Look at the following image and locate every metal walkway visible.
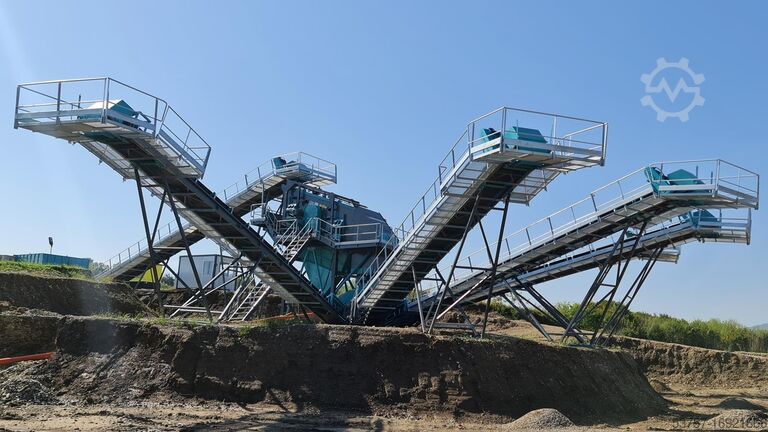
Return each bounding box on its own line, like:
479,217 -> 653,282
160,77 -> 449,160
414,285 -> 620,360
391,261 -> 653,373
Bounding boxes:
392,160 -> 759,324
395,208 -> 752,324
456,209 -> 752,306
14,77 -> 345,323
99,152 -> 336,281
353,108 -> 608,323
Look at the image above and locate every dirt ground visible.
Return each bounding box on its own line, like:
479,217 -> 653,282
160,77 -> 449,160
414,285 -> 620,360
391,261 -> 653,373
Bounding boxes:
0,273 -> 766,431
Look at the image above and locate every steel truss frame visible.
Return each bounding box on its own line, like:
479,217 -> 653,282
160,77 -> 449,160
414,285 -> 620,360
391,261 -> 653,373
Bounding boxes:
166,254 -> 260,320
131,166 -> 214,321
500,222 -> 664,346
418,191 -> 513,336
422,214 -> 666,346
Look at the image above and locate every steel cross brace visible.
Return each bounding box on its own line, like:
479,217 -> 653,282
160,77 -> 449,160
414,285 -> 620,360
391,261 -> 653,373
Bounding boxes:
562,221 -> 649,343
169,253 -> 247,318
425,193 -> 484,334
591,247 -> 662,347
130,167 -> 213,321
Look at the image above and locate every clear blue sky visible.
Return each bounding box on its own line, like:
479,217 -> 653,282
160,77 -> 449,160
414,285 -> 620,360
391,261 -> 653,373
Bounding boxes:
1,1 -> 765,325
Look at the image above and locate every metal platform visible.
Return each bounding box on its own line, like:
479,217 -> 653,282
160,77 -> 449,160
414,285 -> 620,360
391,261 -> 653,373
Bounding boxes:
353,108 -> 608,322
459,209 -> 752,304
407,160 -> 758,308
444,209 -> 752,303
15,77 -> 346,324
99,152 -> 336,280
389,208 -> 751,327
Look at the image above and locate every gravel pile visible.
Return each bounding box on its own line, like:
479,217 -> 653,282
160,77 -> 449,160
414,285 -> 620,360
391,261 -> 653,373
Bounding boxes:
717,397 -> 766,411
504,408 -> 575,430
0,377 -> 58,406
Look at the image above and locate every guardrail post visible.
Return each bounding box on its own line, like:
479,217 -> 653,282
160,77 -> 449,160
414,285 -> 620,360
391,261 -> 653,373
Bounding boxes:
55,82 -> 62,124
601,123 -> 608,166
13,86 -> 20,129
712,161 -> 719,197
102,79 -> 109,123
500,109 -> 507,154
153,99 -> 159,136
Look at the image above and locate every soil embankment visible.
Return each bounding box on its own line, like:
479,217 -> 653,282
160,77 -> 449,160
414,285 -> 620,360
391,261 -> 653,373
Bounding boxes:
11,316 -> 665,423
0,272 -> 150,316
615,336 -> 768,389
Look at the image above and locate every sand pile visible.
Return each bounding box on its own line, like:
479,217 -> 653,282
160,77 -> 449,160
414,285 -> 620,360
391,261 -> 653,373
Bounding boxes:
504,408 -> 574,430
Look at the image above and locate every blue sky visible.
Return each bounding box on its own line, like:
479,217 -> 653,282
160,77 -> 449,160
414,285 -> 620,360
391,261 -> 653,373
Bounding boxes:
0,1 -> 765,325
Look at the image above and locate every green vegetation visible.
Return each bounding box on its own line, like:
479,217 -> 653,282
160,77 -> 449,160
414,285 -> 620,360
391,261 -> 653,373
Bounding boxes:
0,260 -> 93,279
487,300 -> 768,353
619,312 -> 768,353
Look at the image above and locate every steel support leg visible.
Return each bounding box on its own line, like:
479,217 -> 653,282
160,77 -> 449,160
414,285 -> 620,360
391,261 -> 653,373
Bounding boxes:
481,193 -> 511,338
563,221 -> 648,344
163,179 -> 212,321
592,248 -> 662,346
426,194 -> 483,334
133,168 -> 164,310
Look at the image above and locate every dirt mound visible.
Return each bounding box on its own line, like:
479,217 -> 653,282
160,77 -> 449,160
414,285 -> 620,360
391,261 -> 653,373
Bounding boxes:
14,316 -> 665,422
717,397 -> 766,411
706,409 -> 768,430
614,337 -> 768,389
0,377 -> 58,406
0,311 -> 61,357
504,408 -> 574,430
0,272 -> 150,316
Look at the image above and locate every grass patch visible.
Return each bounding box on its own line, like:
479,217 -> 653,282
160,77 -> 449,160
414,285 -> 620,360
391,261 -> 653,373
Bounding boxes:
555,301 -> 768,353
0,261 -> 93,279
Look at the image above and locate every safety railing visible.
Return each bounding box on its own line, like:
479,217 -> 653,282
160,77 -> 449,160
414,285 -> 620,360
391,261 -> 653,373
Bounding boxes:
15,77 -> 211,175
100,153 -> 336,276
100,220 -> 181,274
352,107 -> 608,306
418,207 -> 752,300
428,160 -> 758,290
418,160 -> 756,300
259,212 -> 387,248
307,218 -> 386,246
466,107 -> 607,163
420,166 -> 654,289
648,159 -> 759,208
221,152 -> 337,201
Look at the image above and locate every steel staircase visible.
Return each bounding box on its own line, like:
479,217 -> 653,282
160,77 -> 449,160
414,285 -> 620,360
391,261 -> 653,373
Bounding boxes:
98,152 -> 336,281
222,219 -> 313,321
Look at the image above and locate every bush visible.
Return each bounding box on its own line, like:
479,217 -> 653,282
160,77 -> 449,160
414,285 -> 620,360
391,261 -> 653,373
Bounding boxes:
551,301 -> 768,353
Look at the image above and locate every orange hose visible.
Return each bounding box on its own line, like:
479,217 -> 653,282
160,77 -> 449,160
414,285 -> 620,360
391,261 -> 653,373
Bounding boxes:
0,352 -> 54,365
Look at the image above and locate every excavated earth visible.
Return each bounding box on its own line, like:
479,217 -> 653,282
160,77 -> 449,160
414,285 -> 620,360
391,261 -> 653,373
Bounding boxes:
0,272 -> 767,431
1,314 -> 666,423
0,272 -> 151,317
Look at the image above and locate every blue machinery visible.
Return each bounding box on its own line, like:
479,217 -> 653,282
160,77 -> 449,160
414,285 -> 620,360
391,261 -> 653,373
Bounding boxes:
14,77 -> 760,345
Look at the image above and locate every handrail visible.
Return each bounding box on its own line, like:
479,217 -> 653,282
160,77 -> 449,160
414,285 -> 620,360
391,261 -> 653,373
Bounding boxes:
353,107 -> 608,306
419,160 -> 758,296
418,208 -> 752,300
99,153 -> 337,275
15,77 -> 211,175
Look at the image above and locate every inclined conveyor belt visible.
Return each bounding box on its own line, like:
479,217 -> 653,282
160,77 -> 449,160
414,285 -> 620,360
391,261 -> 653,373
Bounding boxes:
99,152 -> 336,281
354,108 -> 608,323
14,77 -> 345,323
